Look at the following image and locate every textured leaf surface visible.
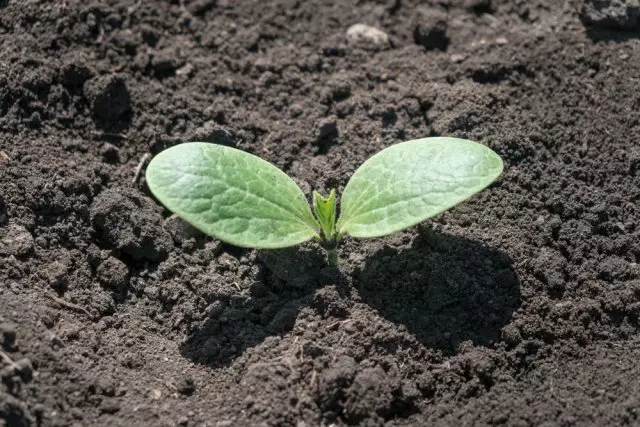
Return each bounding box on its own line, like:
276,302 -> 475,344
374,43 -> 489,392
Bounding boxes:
337,137 -> 503,238
146,143 -> 320,248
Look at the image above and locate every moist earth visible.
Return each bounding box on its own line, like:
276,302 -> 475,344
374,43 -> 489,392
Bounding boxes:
2,0 -> 640,426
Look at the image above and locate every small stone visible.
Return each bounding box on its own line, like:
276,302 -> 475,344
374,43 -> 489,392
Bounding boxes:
450,53 -> 467,63
83,74 -> 131,121
177,415 -> 189,426
0,151 -> 10,166
97,257 -> 129,292
0,223 -> 34,256
413,7 -> 449,51
346,24 -> 390,47
176,63 -> 194,76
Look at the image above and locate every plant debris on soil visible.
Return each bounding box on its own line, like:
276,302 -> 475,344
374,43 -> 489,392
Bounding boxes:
2,0 -> 640,426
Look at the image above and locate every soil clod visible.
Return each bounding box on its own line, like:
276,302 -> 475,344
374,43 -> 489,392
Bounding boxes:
90,187 -> 173,261
413,7 -> 450,51
83,74 -> 132,121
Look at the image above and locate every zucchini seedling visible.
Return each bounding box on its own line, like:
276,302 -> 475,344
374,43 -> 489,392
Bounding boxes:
145,137 -> 503,267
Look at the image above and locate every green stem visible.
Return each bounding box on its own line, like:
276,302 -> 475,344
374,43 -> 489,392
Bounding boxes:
326,247 -> 339,268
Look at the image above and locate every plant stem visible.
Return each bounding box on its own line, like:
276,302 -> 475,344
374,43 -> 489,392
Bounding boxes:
327,248 -> 339,268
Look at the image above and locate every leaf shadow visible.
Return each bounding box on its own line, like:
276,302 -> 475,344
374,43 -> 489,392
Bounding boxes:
179,244 -> 351,368
356,228 -> 521,352
179,229 -> 520,368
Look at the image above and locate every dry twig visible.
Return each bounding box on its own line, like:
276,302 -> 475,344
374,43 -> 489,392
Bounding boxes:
44,291 -> 94,319
0,349 -> 17,367
132,153 -> 151,185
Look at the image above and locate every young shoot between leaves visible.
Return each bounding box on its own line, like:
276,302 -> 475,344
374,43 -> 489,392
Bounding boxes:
145,137 -> 503,267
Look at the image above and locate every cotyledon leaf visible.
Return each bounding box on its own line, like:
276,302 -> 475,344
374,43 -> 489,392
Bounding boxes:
146,142 -> 321,249
336,137 -> 503,238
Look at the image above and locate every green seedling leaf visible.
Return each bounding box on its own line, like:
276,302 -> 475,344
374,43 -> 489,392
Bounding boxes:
336,137 -> 503,238
145,142 -> 320,248
146,137 -> 503,267
312,189 -> 336,242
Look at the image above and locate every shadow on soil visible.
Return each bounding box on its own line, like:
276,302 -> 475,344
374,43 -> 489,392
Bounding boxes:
180,229 -> 520,367
357,228 -> 521,352
179,244 -> 335,368
585,27 -> 640,43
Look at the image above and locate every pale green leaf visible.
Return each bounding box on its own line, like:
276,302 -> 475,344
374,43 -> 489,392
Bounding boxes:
312,189 -> 336,240
336,137 -> 503,238
146,142 -> 320,248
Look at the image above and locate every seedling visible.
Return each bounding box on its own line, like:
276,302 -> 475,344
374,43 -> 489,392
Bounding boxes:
145,137 -> 503,267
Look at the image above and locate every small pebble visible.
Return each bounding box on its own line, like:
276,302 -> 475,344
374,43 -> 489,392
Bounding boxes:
0,223 -> 34,256
450,53 -> 466,63
346,23 -> 389,47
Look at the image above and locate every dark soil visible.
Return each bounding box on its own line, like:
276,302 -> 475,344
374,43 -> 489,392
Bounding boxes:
2,0 -> 640,426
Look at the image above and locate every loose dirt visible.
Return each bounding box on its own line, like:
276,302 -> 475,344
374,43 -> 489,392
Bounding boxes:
2,0 -> 640,426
